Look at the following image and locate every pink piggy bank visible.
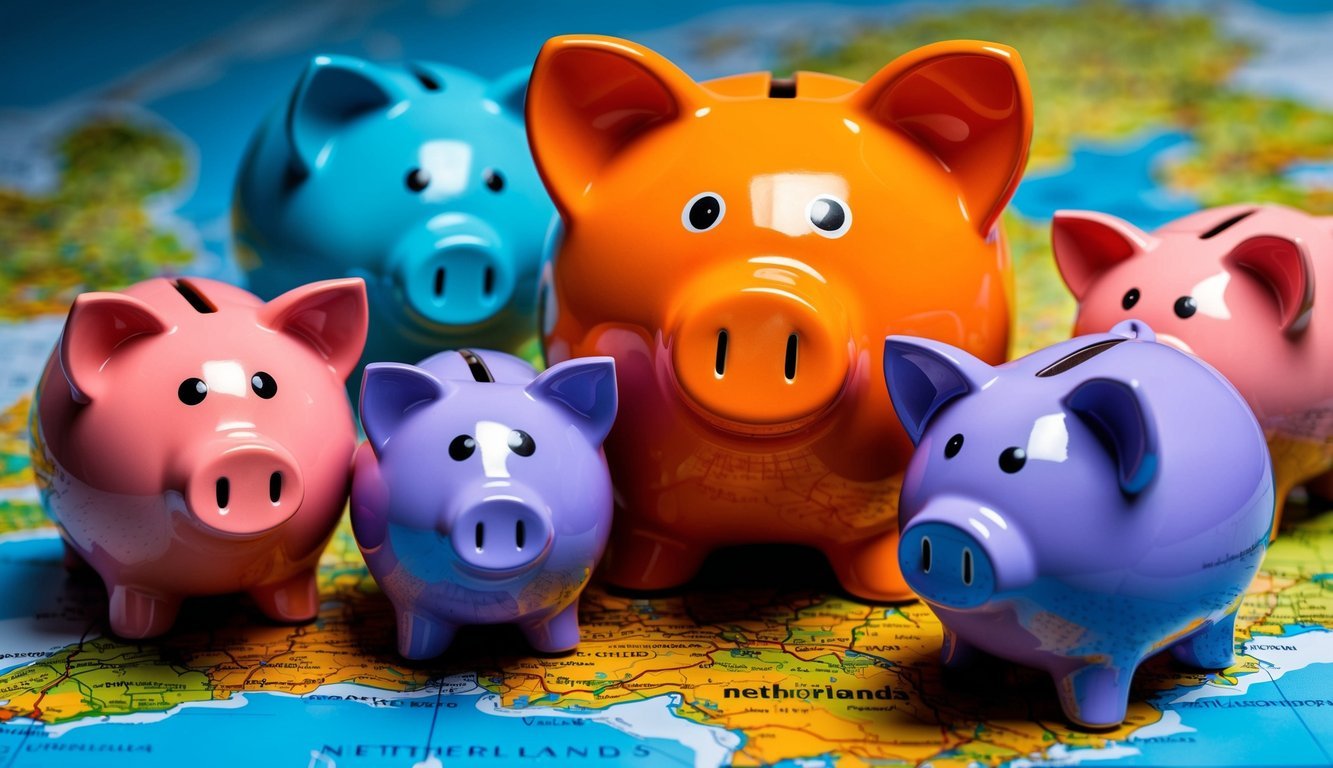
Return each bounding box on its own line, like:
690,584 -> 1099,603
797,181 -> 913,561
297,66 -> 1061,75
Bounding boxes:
1054,203 -> 1332,532
31,277 -> 368,638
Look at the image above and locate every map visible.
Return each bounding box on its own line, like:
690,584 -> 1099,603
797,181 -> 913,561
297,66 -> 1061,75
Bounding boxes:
1,1 -> 1331,765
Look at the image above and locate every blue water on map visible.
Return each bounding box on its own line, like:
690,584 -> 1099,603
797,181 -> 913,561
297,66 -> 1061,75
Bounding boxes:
0,690 -> 696,768
1010,130 -> 1200,231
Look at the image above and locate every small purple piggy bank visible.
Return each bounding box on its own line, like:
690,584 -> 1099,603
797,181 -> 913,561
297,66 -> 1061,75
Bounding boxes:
883,321 -> 1273,729
351,349 -> 616,658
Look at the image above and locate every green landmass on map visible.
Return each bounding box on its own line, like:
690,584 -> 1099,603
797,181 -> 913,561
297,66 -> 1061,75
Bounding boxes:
0,2 -> 1330,766
0,118 -> 194,319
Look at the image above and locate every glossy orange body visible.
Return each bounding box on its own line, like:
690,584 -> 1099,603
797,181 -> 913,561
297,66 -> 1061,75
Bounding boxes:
528,36 -> 1032,600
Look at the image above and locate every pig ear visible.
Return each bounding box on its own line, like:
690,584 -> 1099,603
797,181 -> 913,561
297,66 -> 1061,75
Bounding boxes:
1064,378 -> 1159,495
485,67 -> 531,116
1225,235 -> 1315,337
883,336 -> 993,445
360,363 -> 454,455
258,278 -> 369,381
526,35 -> 706,218
853,41 -> 1032,236
1052,210 -> 1157,300
286,55 -> 405,178
60,292 -> 171,404
526,357 -> 618,444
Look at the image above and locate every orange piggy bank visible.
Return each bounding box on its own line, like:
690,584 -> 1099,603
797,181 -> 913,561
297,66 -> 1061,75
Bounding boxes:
527,35 -> 1032,601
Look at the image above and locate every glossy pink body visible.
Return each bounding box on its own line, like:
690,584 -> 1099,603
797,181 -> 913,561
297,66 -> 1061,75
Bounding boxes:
1054,204 -> 1333,530
32,277 -> 368,638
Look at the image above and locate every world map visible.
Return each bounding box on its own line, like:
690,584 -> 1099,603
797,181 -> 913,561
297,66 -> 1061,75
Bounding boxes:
0,1 -> 1331,766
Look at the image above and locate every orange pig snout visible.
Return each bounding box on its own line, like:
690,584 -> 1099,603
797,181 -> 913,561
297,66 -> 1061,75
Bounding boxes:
671,263 -> 850,431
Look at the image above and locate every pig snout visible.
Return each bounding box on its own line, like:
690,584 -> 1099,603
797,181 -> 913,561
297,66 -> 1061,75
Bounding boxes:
392,217 -> 514,328
899,497 -> 1036,609
185,441 -> 305,536
672,266 -> 850,429
449,493 -> 554,576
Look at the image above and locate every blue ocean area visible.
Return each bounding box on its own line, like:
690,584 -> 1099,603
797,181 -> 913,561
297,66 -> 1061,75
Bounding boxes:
0,691 -> 697,768
1114,667 -> 1333,766
1010,130 -> 1200,230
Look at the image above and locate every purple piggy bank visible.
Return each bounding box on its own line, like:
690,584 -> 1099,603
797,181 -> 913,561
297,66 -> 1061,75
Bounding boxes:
883,321 -> 1273,729
351,349 -> 616,658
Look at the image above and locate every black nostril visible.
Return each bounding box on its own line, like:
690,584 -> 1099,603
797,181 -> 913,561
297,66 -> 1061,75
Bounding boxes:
515,520 -> 525,550
715,330 -> 729,377
475,522 -> 485,552
216,478 -> 230,510
483,266 -> 495,297
269,472 -> 282,504
921,536 -> 932,573
784,333 -> 798,381
962,548 -> 973,586
434,267 -> 446,298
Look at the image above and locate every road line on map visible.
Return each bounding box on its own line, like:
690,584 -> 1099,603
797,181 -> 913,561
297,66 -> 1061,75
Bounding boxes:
1262,664 -> 1333,764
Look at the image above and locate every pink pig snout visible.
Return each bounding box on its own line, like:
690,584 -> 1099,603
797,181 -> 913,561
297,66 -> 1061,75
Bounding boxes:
184,441 -> 306,536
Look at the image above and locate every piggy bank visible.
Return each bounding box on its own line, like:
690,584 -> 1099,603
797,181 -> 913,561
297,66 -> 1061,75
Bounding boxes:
351,349 -> 616,658
31,277 -> 368,639
1053,204 -> 1332,534
884,321 -> 1273,728
234,54 -> 558,392
526,35 -> 1032,600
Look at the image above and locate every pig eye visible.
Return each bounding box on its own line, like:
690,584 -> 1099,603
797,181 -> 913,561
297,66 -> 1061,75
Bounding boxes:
1174,296 -> 1198,319
944,434 -> 964,459
807,195 -> 851,238
178,378 -> 207,406
508,430 -> 536,457
682,192 -> 725,232
1122,288 -> 1140,310
405,168 -> 430,193
250,372 -> 277,399
999,447 -> 1027,473
448,435 -> 476,461
483,169 -> 505,192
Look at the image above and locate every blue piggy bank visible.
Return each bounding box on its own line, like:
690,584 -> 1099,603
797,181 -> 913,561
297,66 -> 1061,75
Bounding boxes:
234,55 -> 558,385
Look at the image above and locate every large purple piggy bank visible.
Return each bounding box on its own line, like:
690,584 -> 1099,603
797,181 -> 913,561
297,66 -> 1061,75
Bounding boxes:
883,321 -> 1273,729
351,349 -> 616,658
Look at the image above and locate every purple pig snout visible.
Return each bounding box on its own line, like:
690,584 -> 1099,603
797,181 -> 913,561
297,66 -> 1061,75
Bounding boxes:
183,440 -> 305,537
448,489 -> 554,576
393,217 -> 515,328
899,497 -> 1035,609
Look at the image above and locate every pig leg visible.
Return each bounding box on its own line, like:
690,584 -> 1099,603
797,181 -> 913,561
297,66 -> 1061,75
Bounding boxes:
601,526 -> 707,591
397,610 -> 457,660
108,584 -> 181,639
940,628 -> 978,669
1052,663 -> 1133,729
1170,611 -> 1238,669
250,569 -> 320,624
521,600 -> 581,654
824,529 -> 913,603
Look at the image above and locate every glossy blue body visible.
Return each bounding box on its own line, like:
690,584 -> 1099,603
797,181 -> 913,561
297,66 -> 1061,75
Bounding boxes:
351,349 -> 616,659
884,321 -> 1274,729
234,55 -> 558,392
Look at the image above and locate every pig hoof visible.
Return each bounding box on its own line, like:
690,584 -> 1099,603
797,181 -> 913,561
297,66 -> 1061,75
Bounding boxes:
1054,665 -> 1131,729
250,573 -> 320,624
828,533 -> 914,603
398,612 -> 456,660
522,602 -> 580,654
108,586 -> 181,639
1170,612 -> 1238,669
